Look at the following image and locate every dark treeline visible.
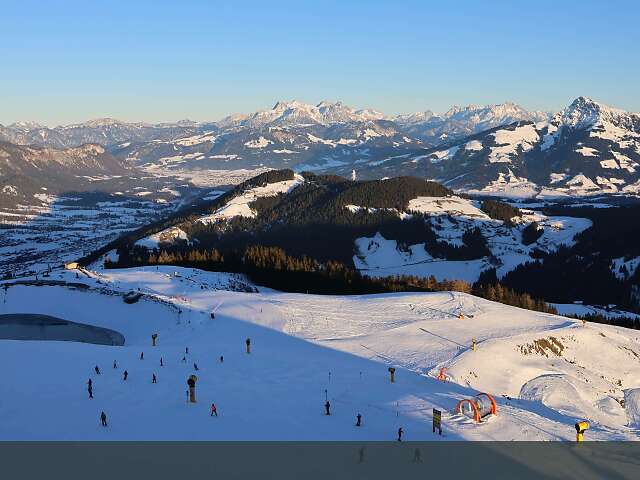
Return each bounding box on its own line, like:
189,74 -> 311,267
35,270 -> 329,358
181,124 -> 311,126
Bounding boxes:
501,247 -> 633,308
178,175 -> 488,265
521,221 -> 543,245
472,282 -> 557,314
480,199 -> 521,224
570,313 -> 640,330
542,204 -> 640,259
472,268 -> 557,314
77,169 -> 298,267
499,204 -> 640,311
108,244 -> 559,316
108,244 -> 474,295
332,176 -> 451,210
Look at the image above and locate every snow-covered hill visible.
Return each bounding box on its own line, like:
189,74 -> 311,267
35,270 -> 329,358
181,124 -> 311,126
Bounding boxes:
132,172 -> 591,285
352,195 -> 591,282
1,265 -> 638,441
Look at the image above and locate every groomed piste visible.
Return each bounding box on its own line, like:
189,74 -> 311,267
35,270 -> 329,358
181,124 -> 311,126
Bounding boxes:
0,265 -> 638,441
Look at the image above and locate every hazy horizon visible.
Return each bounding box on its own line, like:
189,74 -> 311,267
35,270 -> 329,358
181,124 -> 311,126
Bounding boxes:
2,94 -> 637,128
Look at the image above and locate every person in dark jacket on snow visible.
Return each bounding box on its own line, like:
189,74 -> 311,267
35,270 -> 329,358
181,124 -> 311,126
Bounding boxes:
325,401 -> 331,415
194,363 -> 199,371
397,427 -> 403,442
160,357 -> 164,367
100,411 -> 107,427
88,384 -> 93,399
123,370 -> 128,381
94,365 -> 101,375
113,360 -> 117,369
211,403 -> 218,417
152,373 -> 157,384
356,413 -> 362,426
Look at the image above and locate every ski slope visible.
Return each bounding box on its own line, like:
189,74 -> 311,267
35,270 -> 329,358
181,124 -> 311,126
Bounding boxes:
0,265 -> 639,441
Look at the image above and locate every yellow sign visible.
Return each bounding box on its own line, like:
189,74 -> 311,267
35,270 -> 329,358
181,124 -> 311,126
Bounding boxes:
433,408 -> 442,435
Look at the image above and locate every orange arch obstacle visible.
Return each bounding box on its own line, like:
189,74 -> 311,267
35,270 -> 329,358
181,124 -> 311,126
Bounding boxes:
455,393 -> 497,423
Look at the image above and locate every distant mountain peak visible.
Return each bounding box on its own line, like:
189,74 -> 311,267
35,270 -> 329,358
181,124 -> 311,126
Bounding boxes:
80,118 -> 125,127
8,121 -> 46,130
557,96 -> 638,130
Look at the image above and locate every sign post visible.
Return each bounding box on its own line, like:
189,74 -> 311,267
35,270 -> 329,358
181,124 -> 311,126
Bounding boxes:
433,408 -> 442,435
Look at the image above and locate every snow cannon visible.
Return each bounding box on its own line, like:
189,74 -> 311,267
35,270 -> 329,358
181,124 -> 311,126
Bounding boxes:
575,420 -> 589,442
388,367 -> 396,383
455,393 -> 496,423
152,333 -> 158,346
187,375 -> 198,403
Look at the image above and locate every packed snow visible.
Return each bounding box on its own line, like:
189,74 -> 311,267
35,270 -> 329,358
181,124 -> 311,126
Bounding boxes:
1,265 -> 638,441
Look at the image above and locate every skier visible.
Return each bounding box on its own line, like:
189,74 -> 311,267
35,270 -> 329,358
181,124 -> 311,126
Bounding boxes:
100,411 -> 107,427
140,352 -> 144,360
94,365 -> 101,375
219,355 -> 224,363
185,347 -> 189,355
325,401 -> 331,415
87,378 -> 93,388
123,370 -> 128,381
210,311 -> 215,319
245,338 -> 251,354
397,427 -> 403,442
356,413 -> 362,427
88,384 -> 93,399
211,403 -> 218,417
181,356 -> 187,363
194,363 -> 199,371
160,357 -> 164,367
152,373 -> 157,384
113,360 -> 118,369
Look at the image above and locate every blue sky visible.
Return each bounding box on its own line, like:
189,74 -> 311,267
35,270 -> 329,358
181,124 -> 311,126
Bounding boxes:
1,0 -> 638,125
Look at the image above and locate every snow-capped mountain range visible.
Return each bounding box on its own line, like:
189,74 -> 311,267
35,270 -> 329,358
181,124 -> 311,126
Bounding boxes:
0,99 -> 546,150
1,97 -> 640,199
356,97 -> 640,197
